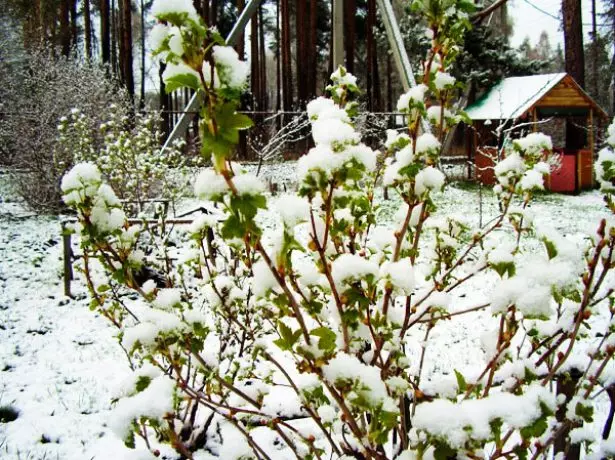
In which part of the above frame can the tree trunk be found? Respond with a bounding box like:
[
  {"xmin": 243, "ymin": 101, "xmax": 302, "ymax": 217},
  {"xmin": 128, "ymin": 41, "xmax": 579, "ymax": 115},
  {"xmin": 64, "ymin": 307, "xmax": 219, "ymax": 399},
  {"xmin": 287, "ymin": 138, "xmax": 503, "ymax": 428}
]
[
  {"xmin": 562, "ymin": 0, "xmax": 585, "ymax": 87},
  {"xmin": 343, "ymin": 0, "xmax": 355, "ymax": 73},
  {"xmin": 276, "ymin": 0, "xmax": 282, "ymax": 112},
  {"xmin": 140, "ymin": 0, "xmax": 146, "ymax": 107},
  {"xmin": 366, "ymin": 0, "xmax": 375, "ymax": 111},
  {"xmin": 235, "ymin": 0, "xmax": 245, "ymax": 57},
  {"xmin": 281, "ymin": 0, "xmax": 293, "ymax": 111},
  {"xmin": 562, "ymin": 0, "xmax": 585, "ymax": 148},
  {"xmin": 83, "ymin": 0, "xmax": 92, "ymax": 61},
  {"xmin": 211, "ymin": 0, "xmax": 218, "ymax": 26},
  {"xmin": 251, "ymin": 10, "xmax": 260, "ymax": 110},
  {"xmin": 296, "ymin": 0, "xmax": 307, "ymax": 106},
  {"xmin": 111, "ymin": 0, "xmax": 118, "ymax": 73},
  {"xmin": 308, "ymin": 0, "xmax": 318, "ymax": 99},
  {"xmin": 101, "ymin": 0, "xmax": 111, "ymax": 64},
  {"xmin": 259, "ymin": 5, "xmax": 267, "ymax": 110},
  {"xmin": 60, "ymin": 0, "xmax": 71, "ymax": 56},
  {"xmin": 121, "ymin": 0, "xmax": 134, "ymax": 98},
  {"xmin": 70, "ymin": 0, "xmax": 78, "ymax": 52}
]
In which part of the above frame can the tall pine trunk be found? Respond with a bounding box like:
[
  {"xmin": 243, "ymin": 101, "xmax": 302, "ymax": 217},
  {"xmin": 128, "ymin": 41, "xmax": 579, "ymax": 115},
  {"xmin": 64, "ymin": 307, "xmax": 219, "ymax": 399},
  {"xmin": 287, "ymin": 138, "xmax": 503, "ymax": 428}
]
[
  {"xmin": 563, "ymin": 0, "xmax": 585, "ymax": 87},
  {"xmin": 343, "ymin": 0, "xmax": 355, "ymax": 73},
  {"xmin": 121, "ymin": 0, "xmax": 134, "ymax": 98},
  {"xmin": 251, "ymin": 10, "xmax": 260, "ymax": 110},
  {"xmin": 70, "ymin": 0, "xmax": 78, "ymax": 52},
  {"xmin": 259, "ymin": 5, "xmax": 267, "ymax": 110},
  {"xmin": 308, "ymin": 0, "xmax": 318, "ymax": 99},
  {"xmin": 562, "ymin": 0, "xmax": 585, "ymax": 149},
  {"xmin": 83, "ymin": 0, "xmax": 92, "ymax": 61},
  {"xmin": 60, "ymin": 0, "xmax": 70, "ymax": 56},
  {"xmin": 276, "ymin": 0, "xmax": 282, "ymax": 112},
  {"xmin": 101, "ymin": 0, "xmax": 111, "ymax": 64},
  {"xmin": 140, "ymin": 0, "xmax": 146, "ymax": 107},
  {"xmin": 111, "ymin": 0, "xmax": 118, "ymax": 73},
  {"xmin": 296, "ymin": 0, "xmax": 307, "ymax": 106},
  {"xmin": 281, "ymin": 0, "xmax": 292, "ymax": 111}
]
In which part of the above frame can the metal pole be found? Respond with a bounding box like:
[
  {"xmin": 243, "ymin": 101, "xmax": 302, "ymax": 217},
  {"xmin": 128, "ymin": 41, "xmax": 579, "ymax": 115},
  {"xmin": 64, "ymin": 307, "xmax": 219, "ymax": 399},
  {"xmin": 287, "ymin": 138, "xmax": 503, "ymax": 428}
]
[
  {"xmin": 160, "ymin": 0, "xmax": 263, "ymax": 154},
  {"xmin": 375, "ymin": 0, "xmax": 430, "ymax": 133},
  {"xmin": 375, "ymin": 0, "xmax": 417, "ymax": 92},
  {"xmin": 332, "ymin": 0, "xmax": 344, "ymax": 69}
]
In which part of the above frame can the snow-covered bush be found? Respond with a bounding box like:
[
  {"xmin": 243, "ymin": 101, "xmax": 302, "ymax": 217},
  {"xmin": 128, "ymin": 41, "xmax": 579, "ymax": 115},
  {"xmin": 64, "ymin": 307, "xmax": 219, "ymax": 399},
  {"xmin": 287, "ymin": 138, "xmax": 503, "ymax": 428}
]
[
  {"xmin": 62, "ymin": 1, "xmax": 615, "ymax": 458},
  {"xmin": 0, "ymin": 46, "xmax": 129, "ymax": 212},
  {"xmin": 56, "ymin": 107, "xmax": 201, "ymax": 213}
]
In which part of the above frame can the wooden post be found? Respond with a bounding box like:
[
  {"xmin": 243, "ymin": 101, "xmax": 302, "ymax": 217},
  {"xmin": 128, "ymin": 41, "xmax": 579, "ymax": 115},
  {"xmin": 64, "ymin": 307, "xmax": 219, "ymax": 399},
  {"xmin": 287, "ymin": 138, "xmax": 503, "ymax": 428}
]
[
  {"xmin": 62, "ymin": 222, "xmax": 73, "ymax": 298},
  {"xmin": 589, "ymin": 109, "xmax": 595, "ymax": 187},
  {"xmin": 532, "ymin": 108, "xmax": 538, "ymax": 132}
]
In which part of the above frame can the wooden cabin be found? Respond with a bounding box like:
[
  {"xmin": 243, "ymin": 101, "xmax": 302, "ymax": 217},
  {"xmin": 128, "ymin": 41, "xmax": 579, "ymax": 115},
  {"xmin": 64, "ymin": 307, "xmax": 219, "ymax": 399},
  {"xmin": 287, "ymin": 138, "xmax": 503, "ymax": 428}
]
[{"xmin": 461, "ymin": 73, "xmax": 609, "ymax": 193}]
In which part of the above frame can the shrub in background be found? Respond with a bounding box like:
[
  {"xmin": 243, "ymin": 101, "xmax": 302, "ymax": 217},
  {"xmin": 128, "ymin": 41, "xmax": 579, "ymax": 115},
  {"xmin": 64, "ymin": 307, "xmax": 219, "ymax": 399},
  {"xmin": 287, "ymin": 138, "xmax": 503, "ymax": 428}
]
[
  {"xmin": 0, "ymin": 46, "xmax": 130, "ymax": 212},
  {"xmin": 56, "ymin": 107, "xmax": 201, "ymax": 214}
]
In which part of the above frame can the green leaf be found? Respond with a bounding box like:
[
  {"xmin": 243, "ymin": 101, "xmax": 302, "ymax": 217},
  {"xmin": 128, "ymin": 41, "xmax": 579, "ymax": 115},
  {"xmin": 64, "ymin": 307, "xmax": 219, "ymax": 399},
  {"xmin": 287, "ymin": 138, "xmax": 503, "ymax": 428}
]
[
  {"xmin": 520, "ymin": 416, "xmax": 548, "ymax": 439},
  {"xmin": 542, "ymin": 238, "xmax": 558, "ymax": 260},
  {"xmin": 575, "ymin": 401, "xmax": 594, "ymax": 423},
  {"xmin": 123, "ymin": 427, "xmax": 136, "ymax": 449},
  {"xmin": 433, "ymin": 440, "xmax": 456, "ymax": 460},
  {"xmin": 454, "ymin": 369, "xmax": 467, "ymax": 392},
  {"xmin": 164, "ymin": 73, "xmax": 201, "ymax": 93},
  {"xmin": 135, "ymin": 375, "xmax": 152, "ymax": 392},
  {"xmin": 310, "ymin": 327, "xmax": 337, "ymax": 352}
]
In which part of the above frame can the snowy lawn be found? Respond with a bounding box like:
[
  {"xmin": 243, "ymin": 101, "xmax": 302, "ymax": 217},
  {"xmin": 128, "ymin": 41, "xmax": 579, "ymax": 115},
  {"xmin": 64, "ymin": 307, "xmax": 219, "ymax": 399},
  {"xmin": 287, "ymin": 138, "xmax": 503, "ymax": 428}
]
[{"xmin": 0, "ymin": 164, "xmax": 612, "ymax": 459}]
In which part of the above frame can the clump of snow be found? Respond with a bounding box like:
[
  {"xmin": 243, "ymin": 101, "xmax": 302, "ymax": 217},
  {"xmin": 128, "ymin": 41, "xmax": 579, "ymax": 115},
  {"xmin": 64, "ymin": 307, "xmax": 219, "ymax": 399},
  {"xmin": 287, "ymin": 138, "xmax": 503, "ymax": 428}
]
[
  {"xmin": 151, "ymin": 0, "xmax": 199, "ymax": 21},
  {"xmin": 415, "ymin": 166, "xmax": 445, "ymax": 195},
  {"xmin": 491, "ymin": 276, "xmax": 553, "ymax": 318},
  {"xmin": 153, "ymin": 288, "xmax": 182, "ymax": 310},
  {"xmin": 426, "ymin": 105, "xmax": 453, "ymax": 125},
  {"xmin": 252, "ymin": 260, "xmax": 279, "ymax": 297},
  {"xmin": 330, "ymin": 67, "xmax": 358, "ymax": 87},
  {"xmin": 110, "ymin": 376, "xmax": 176, "ymax": 438},
  {"xmin": 311, "ymin": 118, "xmax": 360, "ymax": 146},
  {"xmin": 415, "ymin": 133, "xmax": 441, "ymax": 156},
  {"xmin": 414, "ymin": 384, "xmax": 555, "ymax": 448},
  {"xmin": 194, "ymin": 169, "xmax": 229, "ymax": 199},
  {"xmin": 149, "ymin": 23, "xmax": 170, "ymax": 51},
  {"xmin": 317, "ymin": 404, "xmax": 337, "ymax": 424},
  {"xmin": 161, "ymin": 61, "xmax": 199, "ymax": 83},
  {"xmin": 380, "ymin": 258, "xmax": 415, "ymax": 295},
  {"xmin": 397, "ymin": 84, "xmax": 428, "ymax": 112},
  {"xmin": 306, "ymin": 97, "xmax": 349, "ymax": 122},
  {"xmin": 212, "ymin": 45, "xmax": 249, "ymax": 89},
  {"xmin": 513, "ymin": 132, "xmax": 552, "ymax": 156},
  {"xmin": 141, "ymin": 279, "xmax": 158, "ymax": 295},
  {"xmin": 494, "ymin": 152, "xmax": 524, "ymax": 185},
  {"xmin": 167, "ymin": 27, "xmax": 184, "ymax": 55},
  {"xmin": 323, "ymin": 353, "xmax": 393, "ymax": 407},
  {"xmin": 434, "ymin": 71, "xmax": 456, "ymax": 90},
  {"xmin": 331, "ymin": 254, "xmax": 379, "ymax": 289},
  {"xmin": 274, "ymin": 195, "xmax": 310, "ymax": 227},
  {"xmin": 61, "ymin": 162, "xmax": 102, "ymax": 204},
  {"xmin": 385, "ymin": 129, "xmax": 411, "ymax": 150},
  {"xmin": 596, "ymin": 147, "xmax": 615, "ymax": 193},
  {"xmin": 519, "ymin": 168, "xmax": 545, "ymax": 191},
  {"xmin": 233, "ymin": 173, "xmax": 265, "ymax": 196}
]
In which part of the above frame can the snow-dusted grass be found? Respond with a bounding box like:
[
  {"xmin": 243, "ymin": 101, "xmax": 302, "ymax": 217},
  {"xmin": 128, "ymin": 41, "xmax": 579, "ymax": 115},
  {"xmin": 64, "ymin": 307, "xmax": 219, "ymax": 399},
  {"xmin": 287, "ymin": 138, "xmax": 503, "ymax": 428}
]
[{"xmin": 0, "ymin": 164, "xmax": 612, "ymax": 459}]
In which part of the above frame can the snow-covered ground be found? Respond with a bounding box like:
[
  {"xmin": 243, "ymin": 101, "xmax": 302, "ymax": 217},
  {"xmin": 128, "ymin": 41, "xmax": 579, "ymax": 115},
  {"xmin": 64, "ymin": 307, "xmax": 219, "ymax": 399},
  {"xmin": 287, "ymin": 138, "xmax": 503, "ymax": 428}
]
[{"xmin": 0, "ymin": 165, "xmax": 612, "ymax": 459}]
